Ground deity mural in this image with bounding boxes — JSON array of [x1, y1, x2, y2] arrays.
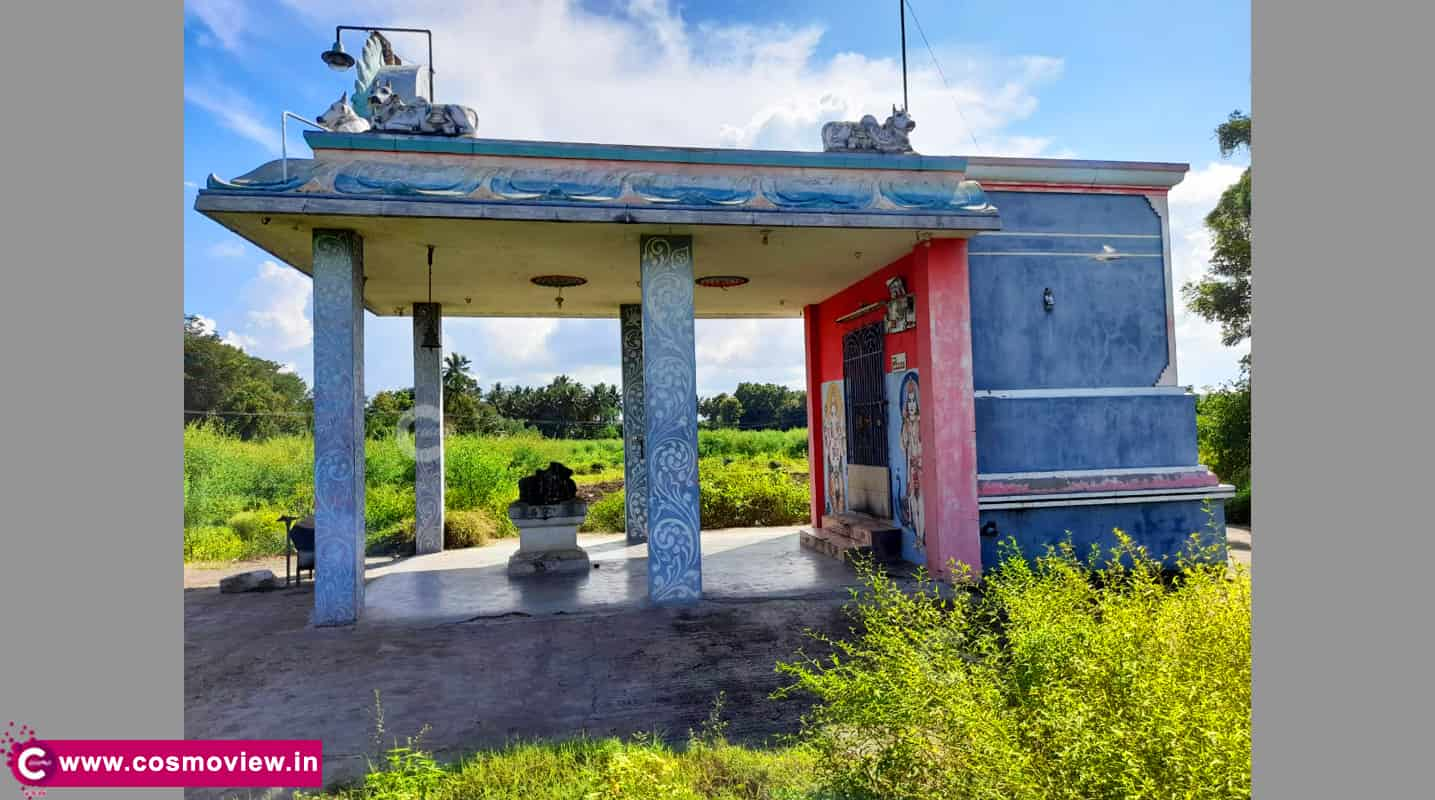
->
[[890, 370, 924, 552], [821, 380, 848, 515]]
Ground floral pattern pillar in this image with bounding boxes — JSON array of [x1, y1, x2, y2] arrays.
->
[[412, 302, 445, 555], [620, 304, 649, 544], [640, 235, 702, 604], [311, 229, 366, 626]]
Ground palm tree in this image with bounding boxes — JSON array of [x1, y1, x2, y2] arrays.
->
[[442, 353, 475, 395]]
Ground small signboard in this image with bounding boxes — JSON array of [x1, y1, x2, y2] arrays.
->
[[890, 352, 907, 372]]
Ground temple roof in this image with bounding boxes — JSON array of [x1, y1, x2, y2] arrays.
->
[[193, 132, 1185, 319]]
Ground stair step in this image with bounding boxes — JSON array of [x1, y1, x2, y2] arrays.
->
[[801, 527, 902, 565], [821, 513, 903, 562], [800, 529, 867, 562]]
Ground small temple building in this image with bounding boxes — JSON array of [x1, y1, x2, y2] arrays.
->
[[195, 34, 1231, 624]]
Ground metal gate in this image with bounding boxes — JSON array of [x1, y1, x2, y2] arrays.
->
[[843, 321, 887, 467]]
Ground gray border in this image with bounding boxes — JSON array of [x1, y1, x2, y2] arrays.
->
[[0, 1, 181, 797], [5, 3, 1433, 799], [1255, 1, 1435, 797]]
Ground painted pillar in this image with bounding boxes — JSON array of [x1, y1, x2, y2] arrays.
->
[[911, 238, 981, 578], [311, 229, 366, 626], [802, 304, 824, 529], [412, 302, 445, 555], [639, 235, 702, 604], [620, 304, 649, 544]]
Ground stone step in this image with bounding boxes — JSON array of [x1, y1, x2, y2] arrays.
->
[[799, 529, 868, 563], [821, 513, 903, 562]]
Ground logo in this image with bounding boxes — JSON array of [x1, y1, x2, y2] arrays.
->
[[394, 403, 443, 462], [4, 723, 49, 799]]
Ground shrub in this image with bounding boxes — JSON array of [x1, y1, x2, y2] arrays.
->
[[366, 484, 415, 533], [776, 533, 1251, 800], [224, 509, 287, 558], [445, 510, 499, 549], [367, 517, 415, 556], [698, 458, 809, 529], [1225, 483, 1251, 525], [299, 735, 817, 800], [581, 490, 626, 533], [184, 526, 246, 562]]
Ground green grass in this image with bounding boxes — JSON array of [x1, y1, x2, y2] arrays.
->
[[183, 424, 811, 561], [303, 735, 818, 800]]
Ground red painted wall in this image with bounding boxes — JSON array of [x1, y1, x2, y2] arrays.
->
[[912, 239, 980, 577], [802, 240, 981, 576]]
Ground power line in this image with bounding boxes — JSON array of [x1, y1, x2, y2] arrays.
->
[[902, 0, 983, 154], [184, 410, 809, 431]]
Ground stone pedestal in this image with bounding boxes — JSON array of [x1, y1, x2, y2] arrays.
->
[[507, 500, 590, 576]]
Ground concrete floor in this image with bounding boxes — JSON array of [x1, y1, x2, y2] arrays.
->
[[359, 527, 858, 625]]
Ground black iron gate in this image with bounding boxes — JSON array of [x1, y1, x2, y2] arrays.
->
[[843, 321, 887, 467]]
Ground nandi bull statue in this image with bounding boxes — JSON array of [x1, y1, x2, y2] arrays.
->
[[821, 105, 916, 154], [315, 84, 479, 137], [317, 92, 371, 133], [368, 80, 479, 137]]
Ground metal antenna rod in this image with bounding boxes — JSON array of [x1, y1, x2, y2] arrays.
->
[[900, 0, 909, 111]]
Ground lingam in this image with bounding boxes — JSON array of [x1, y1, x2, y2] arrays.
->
[[507, 462, 591, 576]]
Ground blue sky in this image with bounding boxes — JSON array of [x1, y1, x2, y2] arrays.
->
[[184, 0, 1251, 397]]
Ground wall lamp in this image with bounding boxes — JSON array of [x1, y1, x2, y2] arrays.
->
[[322, 25, 435, 100]]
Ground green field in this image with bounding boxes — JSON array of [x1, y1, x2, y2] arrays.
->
[[183, 424, 810, 562]]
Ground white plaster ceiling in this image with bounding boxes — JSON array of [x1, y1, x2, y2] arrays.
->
[[207, 211, 967, 318]]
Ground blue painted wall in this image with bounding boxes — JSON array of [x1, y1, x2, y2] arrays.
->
[[975, 394, 1198, 473], [886, 369, 925, 565], [969, 191, 1170, 389], [978, 499, 1226, 572]]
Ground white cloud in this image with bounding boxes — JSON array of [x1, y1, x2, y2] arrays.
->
[[190, 314, 218, 336], [185, 0, 255, 53], [695, 319, 805, 397], [222, 330, 258, 350], [274, 0, 1063, 157], [184, 81, 281, 154], [201, 0, 1083, 395], [220, 260, 313, 360], [1168, 161, 1250, 389], [207, 240, 248, 259]]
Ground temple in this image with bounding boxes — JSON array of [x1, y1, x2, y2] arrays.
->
[[196, 113, 1230, 625]]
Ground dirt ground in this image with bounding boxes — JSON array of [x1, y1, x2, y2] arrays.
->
[[185, 552, 848, 798], [184, 525, 1251, 798]]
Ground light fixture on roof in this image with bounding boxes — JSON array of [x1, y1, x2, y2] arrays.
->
[[695, 275, 750, 290], [531, 274, 588, 310], [320, 26, 436, 98], [321, 39, 355, 70], [421, 245, 441, 350]]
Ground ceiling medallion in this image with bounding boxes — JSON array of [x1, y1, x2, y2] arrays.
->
[[530, 274, 587, 310], [695, 275, 750, 289]]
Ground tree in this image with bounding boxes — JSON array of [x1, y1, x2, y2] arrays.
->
[[365, 388, 414, 439], [183, 315, 310, 439], [1183, 112, 1254, 523], [699, 383, 807, 430], [1182, 110, 1252, 355], [442, 352, 478, 397], [486, 374, 622, 439]]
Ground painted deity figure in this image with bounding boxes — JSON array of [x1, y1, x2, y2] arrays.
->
[[822, 382, 847, 514], [897, 374, 924, 548]]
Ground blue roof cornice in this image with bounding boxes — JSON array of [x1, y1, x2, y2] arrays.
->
[[302, 130, 970, 172]]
